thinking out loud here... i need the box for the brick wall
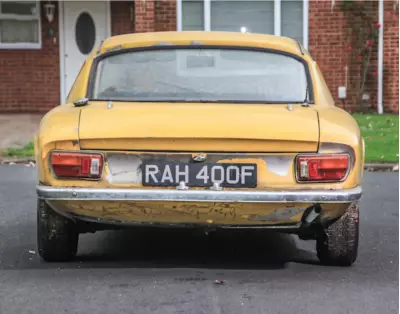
[308,0,379,112]
[155,0,177,32]
[383,1,399,113]
[0,1,60,113]
[111,1,135,35]
[308,0,348,109]
[308,0,398,113]
[133,0,176,33]
[135,0,155,32]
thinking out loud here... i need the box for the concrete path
[0,114,42,149]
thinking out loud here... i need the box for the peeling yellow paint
[49,201,350,226]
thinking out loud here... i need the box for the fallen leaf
[214,280,226,285]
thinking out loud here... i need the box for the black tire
[316,202,359,267]
[37,199,78,262]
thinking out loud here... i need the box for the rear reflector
[296,154,349,182]
[51,152,103,179]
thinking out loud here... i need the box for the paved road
[0,165,398,314]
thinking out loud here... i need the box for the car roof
[97,31,304,57]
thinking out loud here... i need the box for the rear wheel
[316,202,359,266]
[37,199,78,262]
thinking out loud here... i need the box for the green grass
[353,113,399,163]
[6,142,34,158]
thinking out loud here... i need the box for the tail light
[51,152,103,179]
[296,154,349,182]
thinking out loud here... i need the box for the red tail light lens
[51,152,103,179]
[296,154,349,182]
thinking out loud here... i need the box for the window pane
[75,12,96,54]
[211,1,274,34]
[93,49,308,103]
[1,2,37,15]
[281,0,303,43]
[0,20,39,43]
[182,1,204,30]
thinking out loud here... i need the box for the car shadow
[0,224,319,270]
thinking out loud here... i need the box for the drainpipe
[377,0,384,114]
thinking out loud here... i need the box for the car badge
[192,153,207,162]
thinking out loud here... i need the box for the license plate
[142,162,257,188]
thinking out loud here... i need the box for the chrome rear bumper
[37,185,362,203]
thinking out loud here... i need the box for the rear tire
[316,202,359,266]
[37,199,78,262]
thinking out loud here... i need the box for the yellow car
[35,31,364,266]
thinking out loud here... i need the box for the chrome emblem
[192,153,207,162]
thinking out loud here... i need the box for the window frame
[0,0,42,49]
[176,0,309,49]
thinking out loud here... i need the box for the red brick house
[0,0,398,113]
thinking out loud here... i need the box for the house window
[182,1,204,30]
[0,1,41,49]
[178,0,308,48]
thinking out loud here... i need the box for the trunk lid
[78,102,319,152]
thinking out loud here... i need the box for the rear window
[91,47,311,103]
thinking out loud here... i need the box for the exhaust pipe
[303,204,322,224]
[298,204,322,240]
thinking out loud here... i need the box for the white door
[62,1,110,101]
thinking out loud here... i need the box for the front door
[62,1,110,102]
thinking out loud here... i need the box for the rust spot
[248,207,304,222]
[72,140,79,146]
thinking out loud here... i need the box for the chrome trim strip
[37,186,362,203]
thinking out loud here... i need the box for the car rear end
[35,34,363,264]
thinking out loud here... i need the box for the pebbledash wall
[0,0,398,113]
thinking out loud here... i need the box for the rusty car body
[35,31,363,265]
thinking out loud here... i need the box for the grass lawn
[353,113,399,163]
[5,142,34,158]
[2,114,398,163]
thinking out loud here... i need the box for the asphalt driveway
[0,165,398,314]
